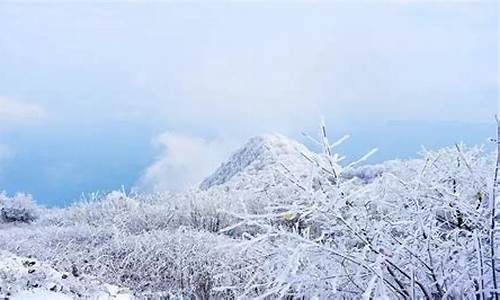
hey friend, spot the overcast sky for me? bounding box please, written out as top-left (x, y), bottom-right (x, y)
top-left (0, 1), bottom-right (498, 205)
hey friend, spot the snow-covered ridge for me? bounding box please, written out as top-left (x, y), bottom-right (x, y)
top-left (200, 133), bottom-right (318, 190)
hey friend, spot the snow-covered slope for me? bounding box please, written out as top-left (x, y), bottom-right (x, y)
top-left (200, 133), bottom-right (406, 193)
top-left (200, 134), bottom-right (322, 191)
top-left (195, 134), bottom-right (347, 217)
top-left (0, 250), bottom-right (131, 299)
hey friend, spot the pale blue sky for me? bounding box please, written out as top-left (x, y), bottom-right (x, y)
top-left (0, 1), bottom-right (498, 205)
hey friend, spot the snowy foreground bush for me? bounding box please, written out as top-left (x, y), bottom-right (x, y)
top-left (0, 123), bottom-right (499, 299)
top-left (0, 192), bottom-right (39, 224)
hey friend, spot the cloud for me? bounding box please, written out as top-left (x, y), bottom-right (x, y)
top-left (0, 3), bottom-right (495, 134)
top-left (0, 97), bottom-right (47, 126)
top-left (137, 132), bottom-right (238, 192)
top-left (127, 1), bottom-right (495, 134)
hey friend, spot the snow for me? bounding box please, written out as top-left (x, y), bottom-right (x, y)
top-left (200, 134), bottom-right (319, 190)
top-left (11, 290), bottom-right (133, 300)
top-left (11, 290), bottom-right (72, 300)
top-left (0, 250), bottom-right (132, 299)
top-left (0, 131), bottom-right (498, 299)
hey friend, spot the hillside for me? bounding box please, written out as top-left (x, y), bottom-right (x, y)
top-left (201, 134), bottom-right (322, 189)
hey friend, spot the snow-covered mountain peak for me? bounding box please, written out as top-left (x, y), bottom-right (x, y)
top-left (200, 133), bottom-right (316, 190)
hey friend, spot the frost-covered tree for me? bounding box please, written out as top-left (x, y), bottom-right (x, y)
top-left (218, 122), bottom-right (498, 299)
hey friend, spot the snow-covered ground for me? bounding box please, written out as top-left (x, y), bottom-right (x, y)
top-left (0, 251), bottom-right (131, 299)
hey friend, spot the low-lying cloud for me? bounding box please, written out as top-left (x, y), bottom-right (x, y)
top-left (137, 132), bottom-right (238, 192)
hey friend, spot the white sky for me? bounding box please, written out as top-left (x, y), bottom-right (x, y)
top-left (0, 1), bottom-right (497, 203)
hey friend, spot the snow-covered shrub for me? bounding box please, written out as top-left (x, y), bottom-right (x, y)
top-left (0, 192), bottom-right (39, 223)
top-left (87, 229), bottom-right (248, 298)
top-left (0, 189), bottom-right (260, 297)
top-left (42, 191), bottom-right (186, 234)
top-left (223, 142), bottom-right (496, 298)
top-left (0, 222), bottom-right (254, 298)
top-left (342, 164), bottom-right (385, 182)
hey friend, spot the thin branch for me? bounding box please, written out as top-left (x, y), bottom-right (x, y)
top-left (490, 115), bottom-right (500, 299)
top-left (475, 231), bottom-right (485, 300)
